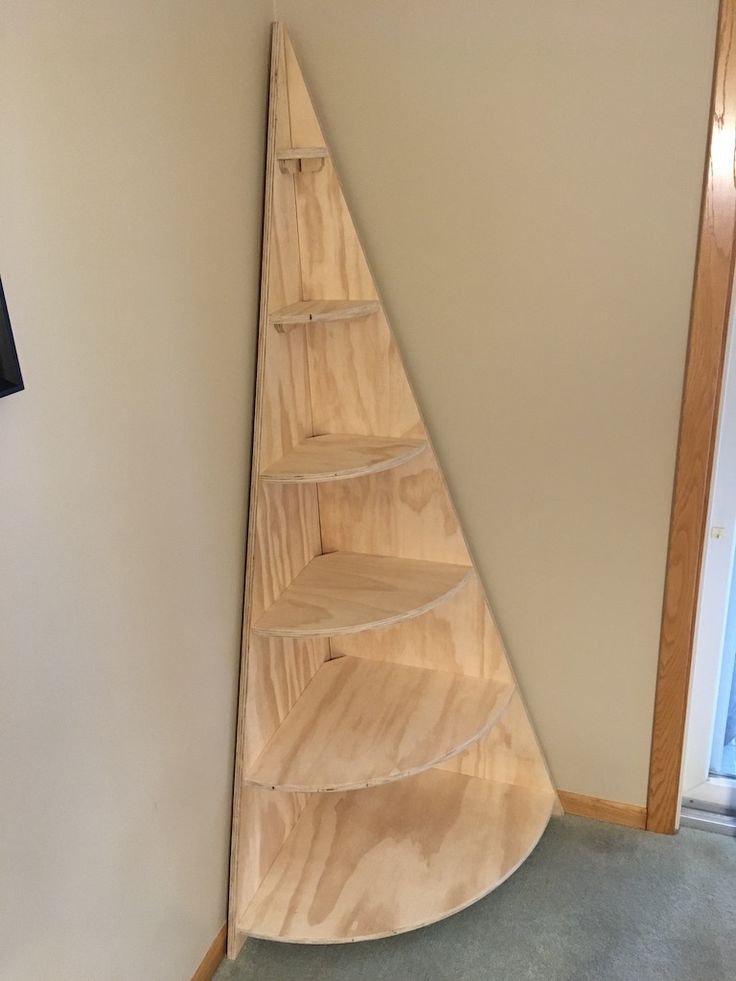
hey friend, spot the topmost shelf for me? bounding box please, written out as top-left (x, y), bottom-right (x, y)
top-left (270, 299), bottom-right (380, 332)
top-left (276, 147), bottom-right (329, 159)
top-left (276, 146), bottom-right (329, 174)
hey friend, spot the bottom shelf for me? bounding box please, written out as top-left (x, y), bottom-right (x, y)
top-left (239, 768), bottom-right (554, 944)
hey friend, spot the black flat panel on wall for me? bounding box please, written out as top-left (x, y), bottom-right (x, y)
top-left (0, 277), bottom-right (23, 398)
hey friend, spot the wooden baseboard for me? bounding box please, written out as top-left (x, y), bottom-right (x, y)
top-left (558, 791), bottom-right (647, 830)
top-left (191, 924), bottom-right (227, 981)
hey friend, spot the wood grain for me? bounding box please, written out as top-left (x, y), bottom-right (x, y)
top-left (239, 769), bottom-right (554, 944)
top-left (282, 38), bottom-right (423, 439)
top-left (318, 448), bottom-right (470, 564)
top-left (261, 433), bottom-right (427, 483)
top-left (559, 791), bottom-right (647, 830)
top-left (282, 35), bottom-right (324, 148)
top-left (439, 692), bottom-right (554, 794)
top-left (245, 655), bottom-right (515, 791)
top-left (250, 483), bottom-right (322, 616)
top-left (306, 315), bottom-right (425, 438)
top-left (238, 487), bottom-right (329, 914)
top-left (260, 30), bottom-right (313, 469)
top-left (253, 551), bottom-right (473, 638)
top-left (241, 635), bottom-right (328, 770)
top-left (234, 783), bottom-right (312, 936)
top-left (647, 0), bottom-right (736, 834)
top-left (284, 36), bottom-right (374, 300)
top-left (333, 578), bottom-right (512, 682)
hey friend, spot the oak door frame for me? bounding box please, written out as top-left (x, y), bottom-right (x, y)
top-left (647, 0), bottom-right (736, 834)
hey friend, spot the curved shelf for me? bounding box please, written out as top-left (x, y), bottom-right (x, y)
top-left (239, 768), bottom-right (555, 944)
top-left (260, 434), bottom-right (427, 483)
top-left (252, 552), bottom-right (472, 638)
top-left (245, 656), bottom-right (514, 792)
top-left (270, 299), bottom-right (380, 333)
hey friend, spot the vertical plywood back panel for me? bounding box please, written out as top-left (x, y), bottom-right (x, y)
top-left (228, 27), bottom-right (329, 942)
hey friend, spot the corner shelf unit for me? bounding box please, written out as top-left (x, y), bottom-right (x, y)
top-left (227, 24), bottom-right (558, 960)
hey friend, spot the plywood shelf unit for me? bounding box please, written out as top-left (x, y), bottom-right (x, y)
top-left (227, 24), bottom-right (558, 960)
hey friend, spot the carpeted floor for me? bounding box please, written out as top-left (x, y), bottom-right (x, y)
top-left (215, 815), bottom-right (736, 981)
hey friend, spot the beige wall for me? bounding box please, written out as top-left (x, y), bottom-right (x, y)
top-left (275, 0), bottom-right (719, 804)
top-left (0, 3), bottom-right (270, 979)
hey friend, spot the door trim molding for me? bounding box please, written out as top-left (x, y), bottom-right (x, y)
top-left (647, 0), bottom-right (736, 834)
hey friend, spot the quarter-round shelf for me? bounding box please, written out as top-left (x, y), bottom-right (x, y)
top-left (239, 768), bottom-right (555, 944)
top-left (245, 656), bottom-right (514, 792)
top-left (252, 552), bottom-right (472, 638)
top-left (260, 434), bottom-right (428, 483)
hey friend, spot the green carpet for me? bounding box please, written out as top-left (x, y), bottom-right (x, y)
top-left (216, 815), bottom-right (736, 981)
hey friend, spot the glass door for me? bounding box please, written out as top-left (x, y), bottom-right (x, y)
top-left (682, 289), bottom-right (736, 832)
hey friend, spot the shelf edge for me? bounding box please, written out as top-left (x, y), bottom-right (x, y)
top-left (260, 438), bottom-right (428, 484)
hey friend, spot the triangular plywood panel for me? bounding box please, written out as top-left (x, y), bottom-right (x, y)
top-left (227, 24), bottom-right (558, 958)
